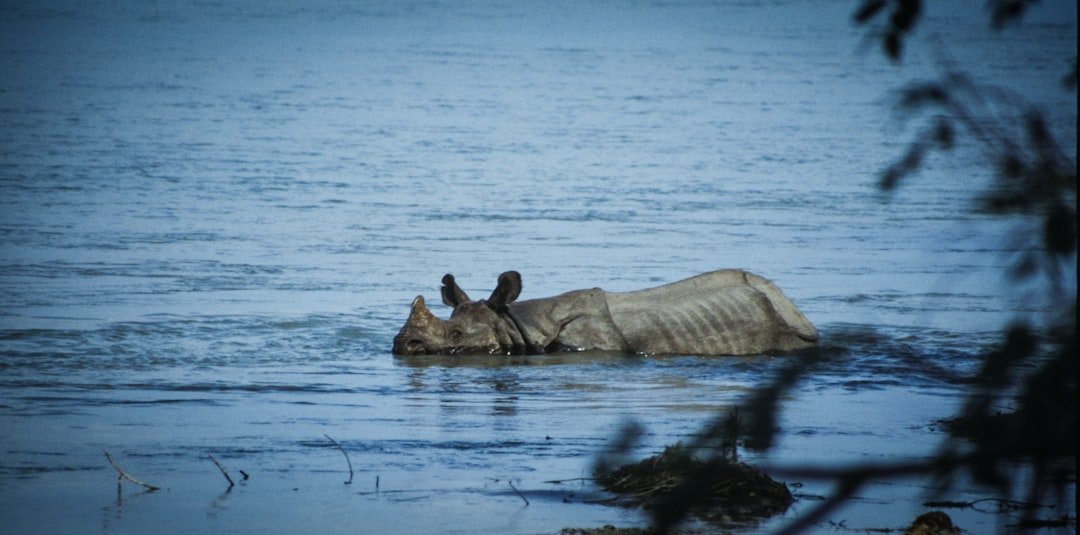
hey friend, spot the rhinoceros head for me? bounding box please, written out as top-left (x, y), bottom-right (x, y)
top-left (392, 271), bottom-right (524, 355)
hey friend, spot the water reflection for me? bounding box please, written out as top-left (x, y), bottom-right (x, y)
top-left (206, 487), bottom-right (234, 520)
top-left (391, 350), bottom-right (637, 370)
top-left (100, 486), bottom-right (156, 533)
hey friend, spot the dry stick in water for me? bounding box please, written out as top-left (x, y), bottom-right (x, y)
top-left (208, 455), bottom-right (235, 488)
top-left (543, 477), bottom-right (593, 484)
top-left (104, 451), bottom-right (161, 491)
top-left (508, 480), bottom-right (529, 506)
top-left (324, 434), bottom-right (354, 485)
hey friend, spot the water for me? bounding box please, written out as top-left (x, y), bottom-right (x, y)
top-left (1, 1), bottom-right (1075, 533)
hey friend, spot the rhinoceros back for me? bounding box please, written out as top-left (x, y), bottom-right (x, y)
top-left (508, 288), bottom-right (631, 353)
top-left (604, 269), bottom-right (818, 355)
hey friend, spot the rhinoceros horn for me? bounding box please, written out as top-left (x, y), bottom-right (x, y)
top-left (408, 295), bottom-right (439, 324)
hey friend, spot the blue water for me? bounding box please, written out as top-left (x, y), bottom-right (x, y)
top-left (1, 1), bottom-right (1075, 533)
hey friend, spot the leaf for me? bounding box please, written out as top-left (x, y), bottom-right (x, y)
top-left (1008, 252), bottom-right (1038, 280)
top-left (1024, 112), bottom-right (1049, 147)
top-left (997, 153), bottom-right (1024, 180)
top-left (880, 164), bottom-right (904, 191)
top-left (884, 30), bottom-right (903, 61)
top-left (899, 142), bottom-right (924, 173)
top-left (898, 83), bottom-right (949, 109)
top-left (889, 0), bottom-right (921, 32)
top-left (593, 420), bottom-right (644, 476)
top-left (932, 117), bottom-right (955, 150)
top-left (990, 0), bottom-right (1027, 29)
top-left (1044, 203), bottom-right (1076, 256)
top-left (853, 0), bottom-right (888, 24)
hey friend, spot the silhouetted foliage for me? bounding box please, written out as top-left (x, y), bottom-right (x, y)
top-left (853, 0), bottom-right (922, 61)
top-left (784, 3), bottom-right (1075, 531)
top-left (858, 3), bottom-right (1074, 531)
top-left (606, 3), bottom-right (1076, 533)
top-left (987, 0), bottom-right (1041, 29)
top-left (880, 67), bottom-right (1076, 290)
top-left (739, 346), bottom-right (838, 452)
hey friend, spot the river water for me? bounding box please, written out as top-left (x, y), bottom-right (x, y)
top-left (0, 1), bottom-right (1075, 533)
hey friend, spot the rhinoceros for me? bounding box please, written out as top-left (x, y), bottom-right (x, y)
top-left (392, 269), bottom-right (818, 356)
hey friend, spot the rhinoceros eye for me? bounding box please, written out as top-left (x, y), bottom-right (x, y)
top-left (450, 329), bottom-right (463, 341)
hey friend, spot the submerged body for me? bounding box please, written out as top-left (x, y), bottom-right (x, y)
top-left (392, 269), bottom-right (818, 357)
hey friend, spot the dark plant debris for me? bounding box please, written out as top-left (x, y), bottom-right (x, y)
top-left (904, 511), bottom-right (960, 535)
top-left (594, 444), bottom-right (792, 526)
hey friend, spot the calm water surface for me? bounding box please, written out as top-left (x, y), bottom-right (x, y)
top-left (0, 1), bottom-right (1075, 533)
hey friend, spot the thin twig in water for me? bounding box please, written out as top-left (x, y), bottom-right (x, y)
top-left (208, 455), bottom-right (235, 488)
top-left (324, 434), bottom-right (353, 485)
top-left (543, 477), bottom-right (594, 484)
top-left (508, 480), bottom-right (529, 506)
top-left (924, 497), bottom-right (1047, 512)
top-left (104, 451), bottom-right (160, 491)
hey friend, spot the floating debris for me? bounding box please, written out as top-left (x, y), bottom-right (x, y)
top-left (103, 451), bottom-right (161, 492)
top-left (594, 444), bottom-right (792, 525)
top-left (905, 511), bottom-right (960, 535)
top-left (323, 434), bottom-right (353, 485)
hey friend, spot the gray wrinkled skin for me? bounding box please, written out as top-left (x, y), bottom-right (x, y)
top-left (392, 269), bottom-right (818, 357)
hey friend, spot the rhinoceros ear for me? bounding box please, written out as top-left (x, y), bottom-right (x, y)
top-left (487, 271), bottom-right (522, 311)
top-left (441, 274), bottom-right (471, 308)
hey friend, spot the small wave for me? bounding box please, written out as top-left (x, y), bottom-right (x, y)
top-left (0, 465), bottom-right (102, 479)
top-left (795, 324), bottom-right (986, 392)
top-left (0, 312), bottom-right (386, 374)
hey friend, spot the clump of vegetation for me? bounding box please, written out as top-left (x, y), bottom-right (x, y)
top-left (595, 443), bottom-right (792, 527)
top-left (904, 511), bottom-right (960, 535)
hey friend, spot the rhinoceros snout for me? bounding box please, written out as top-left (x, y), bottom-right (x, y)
top-left (392, 337), bottom-right (429, 355)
